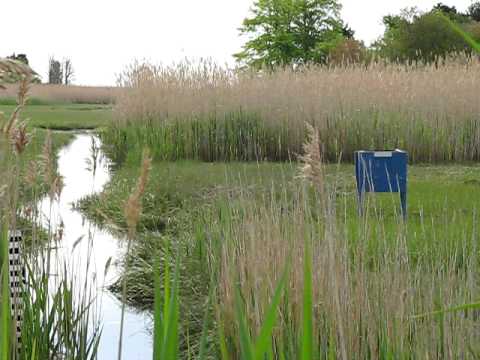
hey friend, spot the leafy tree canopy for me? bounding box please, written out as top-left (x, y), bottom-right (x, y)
top-left (234, 0), bottom-right (347, 69)
top-left (375, 4), bottom-right (480, 64)
top-left (469, 1), bottom-right (480, 22)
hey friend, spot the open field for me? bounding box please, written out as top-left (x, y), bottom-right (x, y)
top-left (0, 103), bottom-right (112, 130)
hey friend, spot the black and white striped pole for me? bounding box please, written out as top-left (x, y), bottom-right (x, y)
top-left (8, 230), bottom-right (25, 347)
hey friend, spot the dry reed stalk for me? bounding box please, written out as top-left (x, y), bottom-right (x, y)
top-left (38, 131), bottom-right (63, 202)
top-left (124, 149), bottom-right (152, 238)
top-left (114, 57), bottom-right (480, 127)
top-left (0, 59), bottom-right (35, 85)
top-left (298, 123), bottom-right (326, 198)
top-left (3, 77), bottom-right (30, 135)
top-left (216, 187), bottom-right (479, 357)
top-left (0, 59), bottom-right (35, 143)
top-left (118, 148), bottom-right (151, 360)
top-left (10, 122), bottom-right (30, 155)
top-left (112, 57), bottom-right (480, 162)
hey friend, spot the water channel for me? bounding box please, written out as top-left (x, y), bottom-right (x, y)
top-left (39, 133), bottom-right (152, 359)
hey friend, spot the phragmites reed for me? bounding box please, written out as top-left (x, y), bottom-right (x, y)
top-left (118, 148), bottom-right (151, 360)
top-left (0, 58), bottom-right (35, 165)
top-left (3, 77), bottom-right (30, 135)
top-left (0, 59), bottom-right (35, 86)
top-left (112, 56), bottom-right (480, 164)
top-left (0, 59), bottom-right (35, 135)
top-left (123, 148), bottom-right (152, 237)
top-left (10, 121), bottom-right (30, 155)
top-left (39, 131), bottom-right (63, 201)
top-left (298, 123), bottom-right (325, 196)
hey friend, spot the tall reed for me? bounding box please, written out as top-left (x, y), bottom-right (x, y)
top-left (108, 57), bottom-right (480, 164)
top-left (207, 163), bottom-right (480, 358)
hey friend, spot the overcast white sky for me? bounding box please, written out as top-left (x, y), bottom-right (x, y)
top-left (1, 0), bottom-right (474, 85)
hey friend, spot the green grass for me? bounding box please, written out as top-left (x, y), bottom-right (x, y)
top-left (0, 97), bottom-right (55, 106)
top-left (104, 108), bottom-right (480, 166)
top-left (0, 104), bottom-right (112, 130)
top-left (78, 157), bottom-right (480, 357)
top-left (78, 160), bottom-right (296, 232)
top-left (80, 160), bottom-right (480, 242)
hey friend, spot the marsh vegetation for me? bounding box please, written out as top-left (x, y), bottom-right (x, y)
top-left (2, 55), bottom-right (480, 359)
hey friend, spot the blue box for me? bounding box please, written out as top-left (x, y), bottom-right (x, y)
top-left (354, 150), bottom-right (408, 217)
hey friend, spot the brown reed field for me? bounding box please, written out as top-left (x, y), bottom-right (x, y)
top-left (107, 57), bottom-right (480, 164)
top-left (0, 83), bottom-right (118, 105)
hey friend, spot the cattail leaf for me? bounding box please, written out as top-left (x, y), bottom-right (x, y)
top-left (197, 283), bottom-right (214, 360)
top-left (253, 265), bottom-right (288, 360)
top-left (301, 238), bottom-right (313, 360)
top-left (218, 319), bottom-right (230, 360)
top-left (160, 257), bottom-right (180, 360)
top-left (234, 287), bottom-right (254, 360)
top-left (153, 257), bottom-right (163, 359)
top-left (412, 301), bottom-right (480, 319)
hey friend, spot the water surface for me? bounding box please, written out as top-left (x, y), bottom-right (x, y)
top-left (40, 133), bottom-right (152, 359)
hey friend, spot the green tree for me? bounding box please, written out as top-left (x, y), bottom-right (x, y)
top-left (48, 57), bottom-right (63, 84)
top-left (432, 2), bottom-right (470, 22)
top-left (234, 0), bottom-right (345, 69)
top-left (376, 6), bottom-right (480, 64)
top-left (469, 2), bottom-right (480, 22)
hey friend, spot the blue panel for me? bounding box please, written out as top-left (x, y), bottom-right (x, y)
top-left (355, 150), bottom-right (408, 193)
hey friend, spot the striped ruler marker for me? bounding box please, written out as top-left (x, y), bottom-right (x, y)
top-left (8, 230), bottom-right (25, 347)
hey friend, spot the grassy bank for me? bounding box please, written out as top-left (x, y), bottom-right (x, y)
top-left (79, 156), bottom-right (480, 357)
top-left (0, 103), bottom-right (112, 130)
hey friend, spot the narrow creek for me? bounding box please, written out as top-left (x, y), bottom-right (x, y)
top-left (39, 133), bottom-right (153, 359)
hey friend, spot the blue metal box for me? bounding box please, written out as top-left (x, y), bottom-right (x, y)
top-left (354, 150), bottom-right (408, 217)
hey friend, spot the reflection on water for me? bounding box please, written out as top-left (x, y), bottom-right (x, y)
top-left (39, 133), bottom-right (152, 360)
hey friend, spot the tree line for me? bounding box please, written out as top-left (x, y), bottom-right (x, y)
top-left (47, 57), bottom-right (74, 85)
top-left (235, 1), bottom-right (480, 68)
top-left (5, 1), bottom-right (480, 82)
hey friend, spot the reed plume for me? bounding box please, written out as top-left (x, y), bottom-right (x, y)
top-left (39, 131), bottom-right (63, 201)
top-left (0, 59), bottom-right (35, 135)
top-left (298, 123), bottom-right (325, 193)
top-left (118, 148), bottom-right (151, 360)
top-left (10, 122), bottom-right (30, 155)
top-left (111, 56), bottom-right (480, 163)
top-left (124, 148), bottom-right (152, 237)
